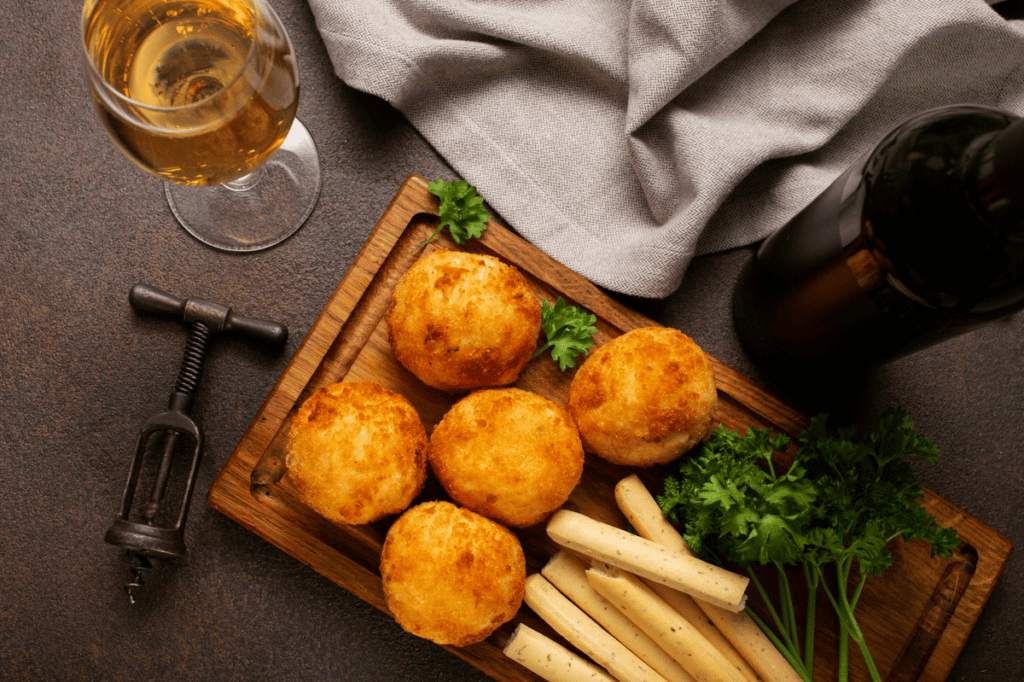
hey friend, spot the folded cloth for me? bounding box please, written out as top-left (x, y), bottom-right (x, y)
top-left (306, 0), bottom-right (1024, 297)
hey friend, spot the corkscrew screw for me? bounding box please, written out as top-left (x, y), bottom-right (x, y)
top-left (105, 283), bottom-right (287, 604)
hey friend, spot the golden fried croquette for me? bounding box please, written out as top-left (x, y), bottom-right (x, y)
top-left (380, 501), bottom-right (526, 646)
top-left (386, 250), bottom-right (541, 392)
top-left (427, 388), bottom-right (584, 528)
top-left (286, 382), bottom-right (427, 525)
top-left (567, 327), bottom-right (718, 467)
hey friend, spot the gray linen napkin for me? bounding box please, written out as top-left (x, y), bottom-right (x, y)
top-left (306, 0), bottom-right (1024, 297)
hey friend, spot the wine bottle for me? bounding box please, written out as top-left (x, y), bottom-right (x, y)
top-left (732, 104), bottom-right (1024, 368)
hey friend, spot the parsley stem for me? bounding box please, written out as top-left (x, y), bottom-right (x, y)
top-left (803, 562), bottom-right (818, 674)
top-left (530, 341), bottom-right (552, 360)
top-left (855, 632), bottom-right (883, 682)
top-left (415, 222), bottom-right (445, 249)
top-left (818, 579), bottom-right (844, 633)
top-left (850, 570), bottom-right (868, 611)
top-left (748, 566), bottom-right (799, 655)
top-left (838, 616), bottom-right (850, 682)
top-left (830, 560), bottom-right (882, 682)
top-left (744, 605), bottom-right (813, 682)
top-left (836, 561), bottom-right (882, 682)
top-left (776, 562), bottom-right (799, 648)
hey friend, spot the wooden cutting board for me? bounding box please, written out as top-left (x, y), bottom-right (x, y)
top-left (208, 174), bottom-right (1013, 682)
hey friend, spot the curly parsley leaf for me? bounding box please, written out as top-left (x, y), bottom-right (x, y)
top-left (657, 409), bottom-right (959, 682)
top-left (420, 177), bottom-right (490, 247)
top-left (798, 410), bottom-right (959, 570)
top-left (532, 297), bottom-right (598, 371)
top-left (661, 425), bottom-right (816, 567)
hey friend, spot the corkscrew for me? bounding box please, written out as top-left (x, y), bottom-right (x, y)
top-left (105, 283), bottom-right (287, 604)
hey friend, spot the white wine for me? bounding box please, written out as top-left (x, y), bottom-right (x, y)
top-left (82, 0), bottom-right (299, 186)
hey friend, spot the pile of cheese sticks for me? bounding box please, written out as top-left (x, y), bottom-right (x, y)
top-left (503, 475), bottom-right (802, 682)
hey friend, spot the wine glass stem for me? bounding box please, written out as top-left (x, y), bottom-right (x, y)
top-left (224, 166), bottom-right (266, 193)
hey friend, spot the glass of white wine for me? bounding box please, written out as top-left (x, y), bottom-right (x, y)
top-left (81, 0), bottom-right (321, 252)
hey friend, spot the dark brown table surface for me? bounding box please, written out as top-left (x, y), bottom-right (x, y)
top-left (2, 1), bottom-right (1021, 680)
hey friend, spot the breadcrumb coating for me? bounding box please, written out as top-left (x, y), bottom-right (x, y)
top-left (386, 250), bottom-right (541, 391)
top-left (286, 382), bottom-right (427, 525)
top-left (568, 327), bottom-right (718, 466)
top-left (381, 501), bottom-right (526, 646)
top-left (428, 388), bottom-right (584, 527)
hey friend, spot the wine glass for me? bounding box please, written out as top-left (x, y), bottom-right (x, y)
top-left (81, 0), bottom-right (321, 252)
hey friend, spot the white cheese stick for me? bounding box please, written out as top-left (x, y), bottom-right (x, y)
top-left (614, 474), bottom-right (804, 682)
top-left (616, 475), bottom-right (761, 681)
top-left (615, 475), bottom-right (694, 557)
top-left (586, 566), bottom-right (749, 682)
top-left (524, 573), bottom-right (670, 682)
top-left (504, 623), bottom-right (618, 682)
top-left (644, 580), bottom-right (760, 682)
top-left (542, 551), bottom-right (697, 682)
top-left (546, 509), bottom-right (748, 613)
top-left (695, 603), bottom-right (806, 682)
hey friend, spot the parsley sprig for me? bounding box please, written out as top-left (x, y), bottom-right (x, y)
top-left (421, 177), bottom-right (490, 247)
top-left (659, 409), bottom-right (959, 682)
top-left (532, 297), bottom-right (598, 371)
top-left (419, 180), bottom-right (598, 371)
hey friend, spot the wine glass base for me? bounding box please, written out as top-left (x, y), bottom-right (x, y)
top-left (164, 119), bottom-right (322, 253)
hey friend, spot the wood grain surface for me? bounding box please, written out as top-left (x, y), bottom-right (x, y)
top-left (208, 174), bottom-right (1013, 682)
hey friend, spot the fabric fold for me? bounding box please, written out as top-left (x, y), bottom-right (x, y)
top-left (306, 0), bottom-right (1024, 297)
top-left (624, 0), bottom-right (797, 133)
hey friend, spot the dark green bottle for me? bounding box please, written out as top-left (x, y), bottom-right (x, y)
top-left (733, 105), bottom-right (1024, 367)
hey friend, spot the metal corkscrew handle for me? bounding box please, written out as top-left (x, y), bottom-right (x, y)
top-left (129, 282), bottom-right (288, 350)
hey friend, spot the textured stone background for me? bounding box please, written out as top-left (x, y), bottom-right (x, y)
top-left (1, 1), bottom-right (1020, 680)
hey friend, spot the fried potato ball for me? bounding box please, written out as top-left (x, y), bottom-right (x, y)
top-left (381, 501), bottom-right (526, 647)
top-left (286, 382), bottom-right (427, 525)
top-left (427, 388), bottom-right (584, 528)
top-left (567, 327), bottom-right (718, 467)
top-left (386, 250), bottom-right (542, 392)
